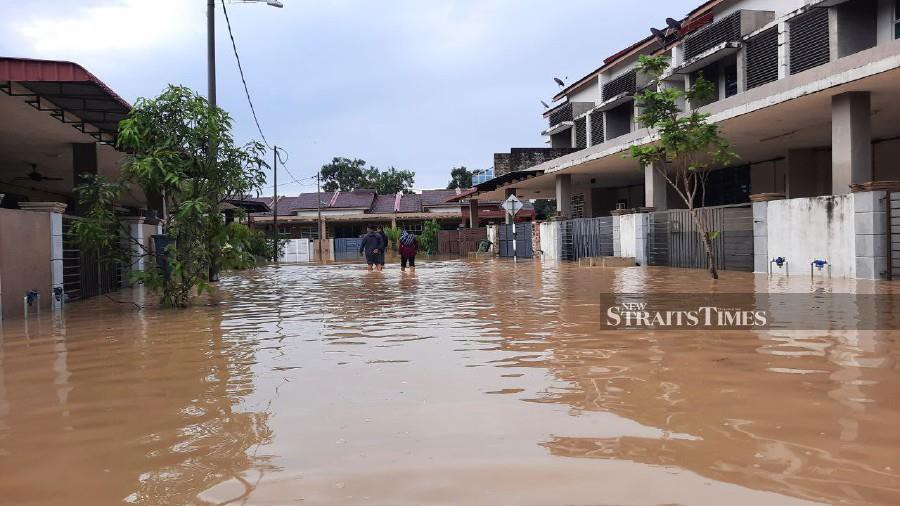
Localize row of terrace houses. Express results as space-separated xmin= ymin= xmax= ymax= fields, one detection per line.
xmin=249 ymin=188 xmax=534 ymax=240
xmin=466 ymin=0 xmax=900 ymax=280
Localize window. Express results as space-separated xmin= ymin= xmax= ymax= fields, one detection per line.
xmin=724 ymin=63 xmax=738 ymax=98
xmin=895 ymin=0 xmax=900 ymax=38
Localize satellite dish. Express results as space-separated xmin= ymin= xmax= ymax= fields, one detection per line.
xmin=541 ymin=100 xmax=550 ymax=109
xmin=666 ymin=17 xmax=682 ymax=30
xmin=554 ymin=77 xmax=565 ymax=87
xmin=650 ymin=27 xmax=666 ymax=40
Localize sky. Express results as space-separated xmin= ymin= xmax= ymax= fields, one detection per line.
xmin=0 ymin=0 xmax=700 ymax=194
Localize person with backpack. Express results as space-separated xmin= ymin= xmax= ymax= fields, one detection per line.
xmin=398 ymin=229 xmax=418 ymax=272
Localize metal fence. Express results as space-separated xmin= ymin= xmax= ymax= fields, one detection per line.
xmin=647 ymin=204 xmax=753 ymax=271
xmin=891 ymin=192 xmax=900 ymax=280
xmin=561 ymin=217 xmax=615 ymax=261
xmin=498 ymin=223 xmax=533 ymax=258
xmin=438 ymin=228 xmax=487 ymax=255
xmin=61 ymin=216 xmax=123 ymax=302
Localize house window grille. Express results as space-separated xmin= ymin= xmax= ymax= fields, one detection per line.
xmin=789 ymin=8 xmax=830 ymax=75
xmin=746 ymin=26 xmax=779 ymax=89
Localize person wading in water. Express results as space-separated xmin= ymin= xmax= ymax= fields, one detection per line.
xmin=359 ymin=226 xmax=385 ymax=272
xmin=399 ymin=229 xmax=418 ymax=272
xmin=377 ymin=226 xmax=389 ymax=269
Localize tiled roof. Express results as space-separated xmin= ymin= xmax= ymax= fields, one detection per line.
xmin=371 ymin=195 xmax=397 ymax=213
xmin=332 ymin=190 xmax=377 ymax=209
xmin=398 ymin=194 xmax=423 ymax=212
xmin=420 ymin=189 xmax=463 ymax=206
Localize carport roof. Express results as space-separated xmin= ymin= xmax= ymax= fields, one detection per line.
xmin=0 ymin=57 xmax=131 ymax=142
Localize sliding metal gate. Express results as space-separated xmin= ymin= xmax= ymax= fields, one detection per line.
xmin=438 ymin=228 xmax=487 ymax=255
xmin=61 ymin=216 xmax=124 ymax=302
xmin=565 ymin=217 xmax=614 ymax=261
xmin=498 ymin=223 xmax=533 ymax=258
xmin=647 ymin=204 xmax=753 ymax=272
xmin=891 ymin=192 xmax=900 ymax=280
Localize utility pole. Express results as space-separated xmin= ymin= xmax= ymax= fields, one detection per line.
xmin=272 ymin=145 xmax=278 ymax=263
xmin=316 ymin=171 xmax=323 ymax=261
xmin=207 ymin=0 xmax=219 ymax=282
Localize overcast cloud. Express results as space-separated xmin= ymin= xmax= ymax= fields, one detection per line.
xmin=0 ymin=0 xmax=700 ymax=193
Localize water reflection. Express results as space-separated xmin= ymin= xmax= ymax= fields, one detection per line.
xmin=0 ymin=260 xmax=897 ymax=504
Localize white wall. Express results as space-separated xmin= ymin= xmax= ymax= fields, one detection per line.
xmin=715 ymin=0 xmax=805 ymax=19
xmin=539 ymin=221 xmax=561 ymax=260
xmin=618 ymin=214 xmax=638 ymax=259
xmin=569 ymin=79 xmax=600 ymax=104
xmin=766 ymin=195 xmax=856 ymax=278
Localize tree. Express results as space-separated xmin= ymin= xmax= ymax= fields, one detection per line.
xmin=629 ymin=55 xmax=737 ymax=280
xmin=419 ymin=219 xmax=440 ymax=255
xmin=72 ymin=85 xmax=268 ymax=308
xmin=320 ymin=157 xmax=368 ymax=192
xmin=320 ymin=157 xmax=415 ymax=194
xmin=532 ymin=199 xmax=557 ymax=221
xmin=446 ymin=166 xmax=473 ymax=190
xmin=367 ymin=166 xmax=416 ymax=195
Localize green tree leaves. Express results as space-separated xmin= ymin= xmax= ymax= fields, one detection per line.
xmin=446 ymin=166 xmax=473 ymax=190
xmin=320 ymin=157 xmax=415 ymax=194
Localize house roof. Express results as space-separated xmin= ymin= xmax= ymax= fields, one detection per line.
xmin=550 ymin=0 xmax=720 ymax=102
xmin=420 ymin=189 xmax=463 ymax=206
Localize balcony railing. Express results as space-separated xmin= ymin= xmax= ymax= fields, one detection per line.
xmin=684 ymin=11 xmax=742 ymax=60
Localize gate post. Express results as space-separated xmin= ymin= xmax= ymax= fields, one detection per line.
xmin=854 ymin=191 xmax=888 ymax=280
xmin=753 ymin=201 xmax=769 ymax=274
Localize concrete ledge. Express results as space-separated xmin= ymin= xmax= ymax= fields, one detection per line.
xmin=18 ymin=202 xmax=67 ymax=214
xmin=578 ymin=256 xmax=636 ymax=268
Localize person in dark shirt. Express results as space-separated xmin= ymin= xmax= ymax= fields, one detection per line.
xmin=359 ymin=226 xmax=385 ymax=271
xmin=376 ymin=227 xmax=389 ymax=267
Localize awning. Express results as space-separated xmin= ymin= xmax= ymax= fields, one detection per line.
xmin=448 ymin=167 xmax=546 ymax=201
xmin=0 ymin=57 xmax=131 ymax=143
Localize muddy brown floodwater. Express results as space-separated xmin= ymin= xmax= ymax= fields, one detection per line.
xmin=1 ymin=259 xmax=899 ymax=505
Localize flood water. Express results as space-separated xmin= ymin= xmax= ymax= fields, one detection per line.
xmin=1 ymin=259 xmax=899 ymax=505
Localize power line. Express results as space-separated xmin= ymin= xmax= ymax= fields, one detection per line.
xmin=221 ymin=0 xmax=271 ymax=148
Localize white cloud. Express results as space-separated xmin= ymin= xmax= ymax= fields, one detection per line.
xmin=15 ymin=0 xmax=199 ymax=57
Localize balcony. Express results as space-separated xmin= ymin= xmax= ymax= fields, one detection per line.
xmin=675 ymin=10 xmax=774 ymax=75
xmin=543 ymin=101 xmax=593 ymax=135
xmin=598 ymin=70 xmax=637 ymax=111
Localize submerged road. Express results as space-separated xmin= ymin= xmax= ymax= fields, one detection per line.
xmin=0 ymin=259 xmax=899 ymax=505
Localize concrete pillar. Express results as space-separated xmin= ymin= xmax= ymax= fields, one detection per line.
xmin=612 ymin=215 xmax=622 ymax=256
xmin=832 ymin=92 xmax=873 ymax=195
xmin=877 ymin=0 xmax=894 ymax=46
xmin=736 ymin=48 xmax=747 ymax=95
xmin=854 ymin=191 xmax=888 ymax=279
xmin=555 ymin=175 xmax=572 ymax=219
xmin=777 ymin=21 xmax=789 ymax=80
xmin=49 ymin=209 xmax=65 ymax=311
xmin=124 ymin=217 xmax=147 ymax=286
xmin=72 ymin=143 xmax=97 ymax=183
xmin=634 ymin=213 xmax=649 ymax=266
xmin=468 ymin=199 xmax=479 ymax=228
xmin=753 ymin=201 xmax=769 ymax=274
xmin=644 ymin=163 xmax=668 ymax=211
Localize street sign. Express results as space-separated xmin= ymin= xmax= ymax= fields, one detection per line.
xmin=502 ymin=195 xmax=523 ymax=218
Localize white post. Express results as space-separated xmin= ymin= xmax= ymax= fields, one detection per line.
xmin=50 ymin=210 xmax=65 ymax=311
